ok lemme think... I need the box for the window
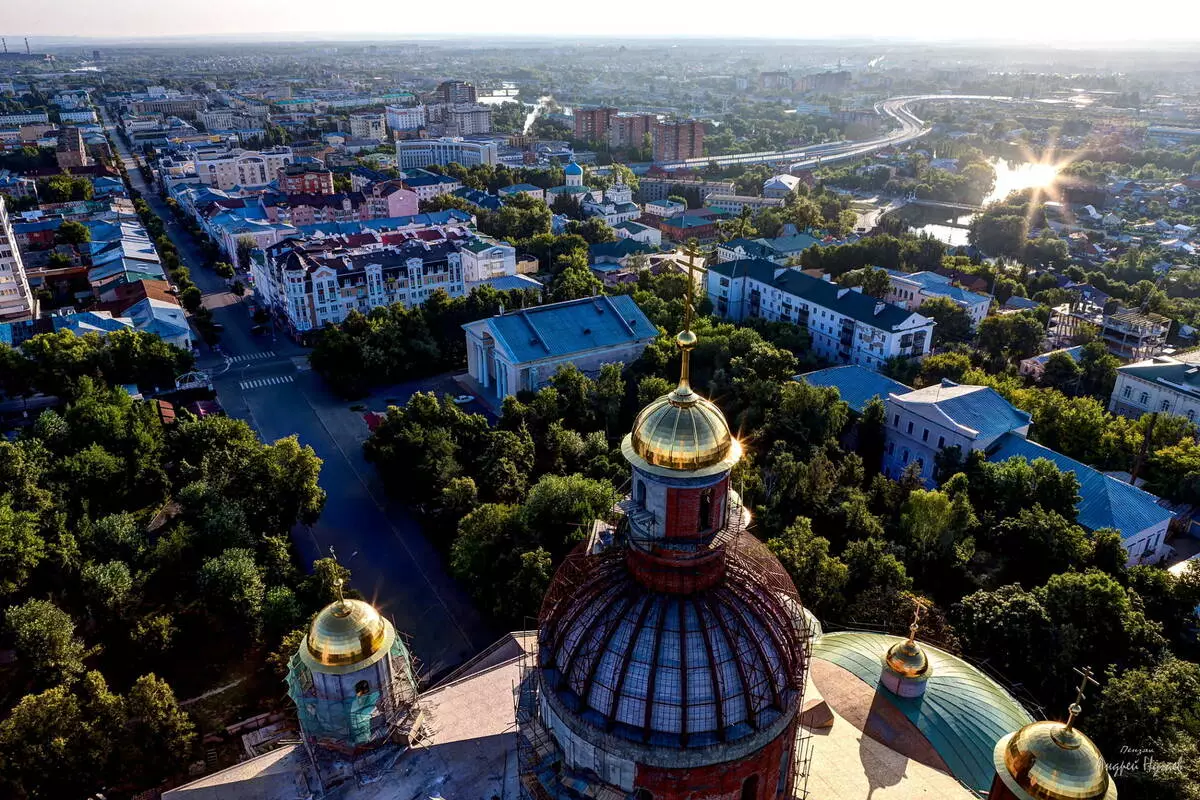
[1188,410,1195,422]
[354,680,370,696]
[636,481,646,507]
[1140,392,1150,405]
[901,449,910,465]
[906,421,914,435]
[741,776,760,800]
[634,791,653,800]
[938,436,945,449]
[886,442,895,455]
[1123,385,1132,399]
[922,428,930,442]
[699,489,713,532]
[1162,400,1171,412]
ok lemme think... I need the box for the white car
[452,395,475,405]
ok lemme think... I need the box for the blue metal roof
[896,381,1031,439]
[887,270,991,306]
[470,294,655,364]
[813,631,1034,796]
[987,433,1174,537]
[800,365,910,413]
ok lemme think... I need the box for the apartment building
[437,80,477,105]
[0,201,35,322]
[574,107,616,143]
[704,194,785,214]
[0,112,50,126]
[127,96,206,119]
[395,137,498,169]
[55,127,91,169]
[653,119,705,161]
[279,163,336,195]
[192,146,294,191]
[1109,355,1200,422]
[445,104,493,136]
[709,259,934,368]
[460,238,519,284]
[607,112,657,150]
[348,113,387,141]
[886,269,992,328]
[385,104,426,132]
[253,238,466,334]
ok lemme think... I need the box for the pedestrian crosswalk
[240,375,295,390]
[229,351,275,362]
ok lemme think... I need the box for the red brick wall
[634,722,796,799]
[664,479,729,539]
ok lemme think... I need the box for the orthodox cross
[906,598,927,644]
[1064,666,1099,732]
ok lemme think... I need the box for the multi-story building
[885,269,992,328]
[653,119,705,162]
[637,176,734,203]
[704,194,785,214]
[1108,354,1200,422]
[0,112,50,126]
[804,364,1174,564]
[0,201,35,322]
[574,107,616,143]
[710,259,934,368]
[59,110,97,124]
[395,137,498,170]
[192,146,294,191]
[348,113,387,141]
[127,95,206,119]
[385,104,426,132]
[459,238,518,284]
[444,104,492,136]
[254,238,466,335]
[399,169,462,202]
[55,126,91,170]
[437,80,477,106]
[607,112,656,149]
[279,162,336,195]
[1049,298,1170,360]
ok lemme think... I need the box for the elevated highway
[657,94,1013,171]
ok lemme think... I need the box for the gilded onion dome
[885,638,931,679]
[300,597,396,675]
[993,721,1116,800]
[627,329,740,473]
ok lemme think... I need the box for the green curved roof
[812,631,1034,796]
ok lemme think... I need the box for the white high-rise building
[395,137,498,169]
[386,104,426,132]
[0,202,34,322]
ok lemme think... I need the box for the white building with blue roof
[801,365,1175,564]
[462,295,657,404]
[885,269,992,328]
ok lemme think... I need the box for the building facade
[348,113,387,141]
[1109,354,1200,422]
[574,106,615,142]
[55,127,91,169]
[462,295,656,403]
[459,238,518,284]
[709,259,935,368]
[653,119,705,162]
[192,146,294,190]
[0,201,34,322]
[444,104,493,136]
[885,269,992,328]
[437,80,477,105]
[395,137,498,169]
[385,104,426,132]
[1049,298,1170,360]
[279,163,336,195]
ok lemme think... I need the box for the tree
[977,312,1044,364]
[953,584,1056,692]
[0,495,44,597]
[56,220,91,246]
[235,235,257,270]
[122,674,197,787]
[988,505,1089,587]
[5,599,87,687]
[198,548,265,638]
[839,267,891,298]
[767,517,849,615]
[1040,350,1083,394]
[762,381,850,458]
[1078,341,1120,398]
[213,261,235,279]
[549,263,602,302]
[178,285,202,313]
[918,296,974,347]
[917,352,972,386]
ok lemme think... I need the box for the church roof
[564,160,584,175]
[812,631,1034,795]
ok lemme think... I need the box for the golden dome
[884,639,930,680]
[628,384,738,472]
[993,721,1116,800]
[300,598,396,675]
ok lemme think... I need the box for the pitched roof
[894,380,1030,439]
[466,294,655,364]
[1117,355,1200,401]
[800,365,911,413]
[771,269,925,329]
[589,239,657,261]
[887,270,991,306]
[987,433,1174,537]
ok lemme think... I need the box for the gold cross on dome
[1064,666,1099,731]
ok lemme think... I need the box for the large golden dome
[993,721,1116,800]
[300,598,396,675]
[628,383,738,471]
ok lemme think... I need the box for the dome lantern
[881,598,932,697]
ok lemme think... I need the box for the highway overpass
[657,94,1013,171]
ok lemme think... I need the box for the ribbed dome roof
[538,534,807,748]
[564,160,583,175]
[301,599,396,675]
[629,387,736,472]
[994,721,1116,800]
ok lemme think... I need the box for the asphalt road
[101,107,494,678]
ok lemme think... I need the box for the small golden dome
[300,598,396,675]
[993,721,1116,800]
[884,639,930,680]
[629,385,737,472]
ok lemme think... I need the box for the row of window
[892,414,947,448]
[1121,385,1197,420]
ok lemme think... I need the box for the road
[658,93,1015,170]
[100,105,493,679]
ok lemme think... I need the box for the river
[906,158,1061,246]
[476,91,569,134]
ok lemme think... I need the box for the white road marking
[229,351,275,362]
[239,375,295,390]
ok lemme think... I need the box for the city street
[101,106,493,678]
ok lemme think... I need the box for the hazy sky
[4,0,1200,43]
